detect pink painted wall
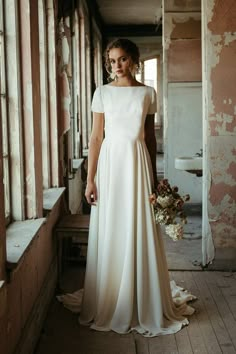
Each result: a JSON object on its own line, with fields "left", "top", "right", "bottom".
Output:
{"left": 168, "top": 39, "right": 201, "bottom": 82}
{"left": 167, "top": 15, "right": 202, "bottom": 82}
{"left": 206, "top": 0, "right": 236, "bottom": 248}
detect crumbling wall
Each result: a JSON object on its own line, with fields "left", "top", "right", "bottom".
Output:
{"left": 204, "top": 0, "right": 236, "bottom": 249}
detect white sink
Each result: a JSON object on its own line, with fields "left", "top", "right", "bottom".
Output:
{"left": 175, "top": 156, "right": 202, "bottom": 176}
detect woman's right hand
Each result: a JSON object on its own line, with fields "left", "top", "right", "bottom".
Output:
{"left": 85, "top": 180, "right": 98, "bottom": 205}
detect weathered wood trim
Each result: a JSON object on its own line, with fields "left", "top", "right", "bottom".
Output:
{"left": 43, "top": 187, "right": 66, "bottom": 211}
{"left": 79, "top": 7, "right": 88, "bottom": 150}
{"left": 6, "top": 218, "right": 46, "bottom": 269}
{"left": 103, "top": 24, "right": 162, "bottom": 38}
{"left": 39, "top": 0, "right": 51, "bottom": 189}
{"left": 14, "top": 257, "right": 58, "bottom": 354}
{"left": 0, "top": 79, "right": 6, "bottom": 279}
{"left": 19, "top": 0, "right": 43, "bottom": 218}
{"left": 4, "top": 0, "right": 25, "bottom": 220}
{"left": 46, "top": 0, "right": 60, "bottom": 187}
{"left": 86, "top": 0, "right": 104, "bottom": 33}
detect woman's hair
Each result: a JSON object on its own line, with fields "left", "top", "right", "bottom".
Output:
{"left": 104, "top": 38, "right": 140, "bottom": 75}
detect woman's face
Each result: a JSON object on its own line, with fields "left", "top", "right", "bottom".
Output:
{"left": 108, "top": 47, "right": 133, "bottom": 79}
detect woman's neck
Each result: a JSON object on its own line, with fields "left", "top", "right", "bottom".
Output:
{"left": 113, "top": 76, "right": 139, "bottom": 87}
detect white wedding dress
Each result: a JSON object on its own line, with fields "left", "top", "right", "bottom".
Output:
{"left": 58, "top": 85, "right": 196, "bottom": 337}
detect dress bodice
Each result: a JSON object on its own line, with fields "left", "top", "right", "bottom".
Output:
{"left": 91, "top": 85, "right": 157, "bottom": 141}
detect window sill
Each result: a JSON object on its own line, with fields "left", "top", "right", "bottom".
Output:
{"left": 43, "top": 187, "right": 66, "bottom": 212}
{"left": 72, "top": 158, "right": 84, "bottom": 172}
{"left": 6, "top": 187, "right": 66, "bottom": 271}
{"left": 6, "top": 218, "right": 46, "bottom": 270}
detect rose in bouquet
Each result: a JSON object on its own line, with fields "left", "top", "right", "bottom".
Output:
{"left": 149, "top": 179, "right": 190, "bottom": 241}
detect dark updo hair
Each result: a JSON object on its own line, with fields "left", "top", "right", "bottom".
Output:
{"left": 104, "top": 38, "right": 140, "bottom": 74}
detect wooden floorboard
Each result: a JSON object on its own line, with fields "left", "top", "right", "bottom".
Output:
{"left": 193, "top": 272, "right": 236, "bottom": 354}
{"left": 204, "top": 272, "right": 236, "bottom": 351}
{"left": 148, "top": 334, "right": 178, "bottom": 354}
{"left": 34, "top": 269, "right": 236, "bottom": 354}
{"left": 184, "top": 272, "right": 208, "bottom": 354}
{"left": 190, "top": 271, "right": 224, "bottom": 354}
{"left": 133, "top": 332, "right": 150, "bottom": 354}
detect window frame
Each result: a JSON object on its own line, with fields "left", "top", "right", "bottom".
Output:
{"left": 4, "top": 0, "right": 25, "bottom": 221}
{"left": 46, "top": 0, "right": 59, "bottom": 187}
{"left": 0, "top": 0, "right": 11, "bottom": 224}
{"left": 38, "top": 0, "right": 51, "bottom": 189}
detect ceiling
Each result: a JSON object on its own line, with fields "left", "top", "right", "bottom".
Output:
{"left": 96, "top": 0, "right": 162, "bottom": 26}
{"left": 93, "top": 0, "right": 163, "bottom": 58}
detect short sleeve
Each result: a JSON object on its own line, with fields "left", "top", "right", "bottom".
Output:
{"left": 147, "top": 87, "right": 157, "bottom": 115}
{"left": 91, "top": 86, "right": 104, "bottom": 113}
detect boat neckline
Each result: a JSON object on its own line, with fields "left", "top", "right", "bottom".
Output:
{"left": 106, "top": 84, "right": 147, "bottom": 88}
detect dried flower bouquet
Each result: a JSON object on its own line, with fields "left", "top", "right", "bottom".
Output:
{"left": 150, "top": 179, "right": 190, "bottom": 241}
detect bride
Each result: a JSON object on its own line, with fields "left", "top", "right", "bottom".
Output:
{"left": 58, "top": 38, "right": 196, "bottom": 337}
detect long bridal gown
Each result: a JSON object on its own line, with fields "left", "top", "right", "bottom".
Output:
{"left": 58, "top": 84, "right": 196, "bottom": 337}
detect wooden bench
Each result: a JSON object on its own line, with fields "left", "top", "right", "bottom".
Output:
{"left": 55, "top": 214, "right": 90, "bottom": 284}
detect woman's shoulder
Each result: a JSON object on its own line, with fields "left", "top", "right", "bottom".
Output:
{"left": 144, "top": 85, "right": 156, "bottom": 92}
{"left": 93, "top": 83, "right": 156, "bottom": 92}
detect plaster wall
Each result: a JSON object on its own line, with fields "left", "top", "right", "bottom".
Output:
{"left": 167, "top": 83, "right": 202, "bottom": 202}
{"left": 203, "top": 0, "right": 236, "bottom": 250}
{"left": 163, "top": 2, "right": 202, "bottom": 203}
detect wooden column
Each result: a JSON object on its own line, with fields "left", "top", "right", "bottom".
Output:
{"left": 19, "top": 0, "right": 43, "bottom": 218}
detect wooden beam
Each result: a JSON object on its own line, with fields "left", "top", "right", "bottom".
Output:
{"left": 86, "top": 0, "right": 104, "bottom": 33}
{"left": 103, "top": 24, "right": 162, "bottom": 38}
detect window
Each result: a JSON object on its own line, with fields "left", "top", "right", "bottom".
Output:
{"left": 79, "top": 10, "right": 88, "bottom": 151}
{"left": 93, "top": 20, "right": 103, "bottom": 89}
{"left": 137, "top": 57, "right": 161, "bottom": 125}
{"left": 71, "top": 10, "right": 81, "bottom": 159}
{"left": 38, "top": 0, "right": 51, "bottom": 189}
{"left": 0, "top": 0, "right": 10, "bottom": 223}
{"left": 78, "top": 1, "right": 92, "bottom": 152}
{"left": 46, "top": 0, "right": 59, "bottom": 187}
{"left": 1, "top": 0, "right": 25, "bottom": 221}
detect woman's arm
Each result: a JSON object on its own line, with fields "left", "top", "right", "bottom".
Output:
{"left": 144, "top": 114, "right": 158, "bottom": 188}
{"left": 85, "top": 112, "right": 104, "bottom": 204}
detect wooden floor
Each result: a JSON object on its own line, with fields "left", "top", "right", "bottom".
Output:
{"left": 34, "top": 268, "right": 236, "bottom": 354}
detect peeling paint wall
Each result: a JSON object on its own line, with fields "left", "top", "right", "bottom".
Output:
{"left": 163, "top": 0, "right": 202, "bottom": 203}
{"left": 204, "top": 0, "right": 236, "bottom": 250}
{"left": 165, "top": 12, "right": 202, "bottom": 82}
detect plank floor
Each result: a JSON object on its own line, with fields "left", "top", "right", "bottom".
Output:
{"left": 34, "top": 269, "right": 236, "bottom": 354}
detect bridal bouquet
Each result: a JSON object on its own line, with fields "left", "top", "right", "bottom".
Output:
{"left": 149, "top": 179, "right": 190, "bottom": 241}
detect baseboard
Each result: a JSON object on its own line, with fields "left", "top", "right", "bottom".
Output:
{"left": 14, "top": 258, "right": 57, "bottom": 354}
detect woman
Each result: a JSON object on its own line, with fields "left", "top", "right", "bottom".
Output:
{"left": 60, "top": 38, "right": 195, "bottom": 337}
